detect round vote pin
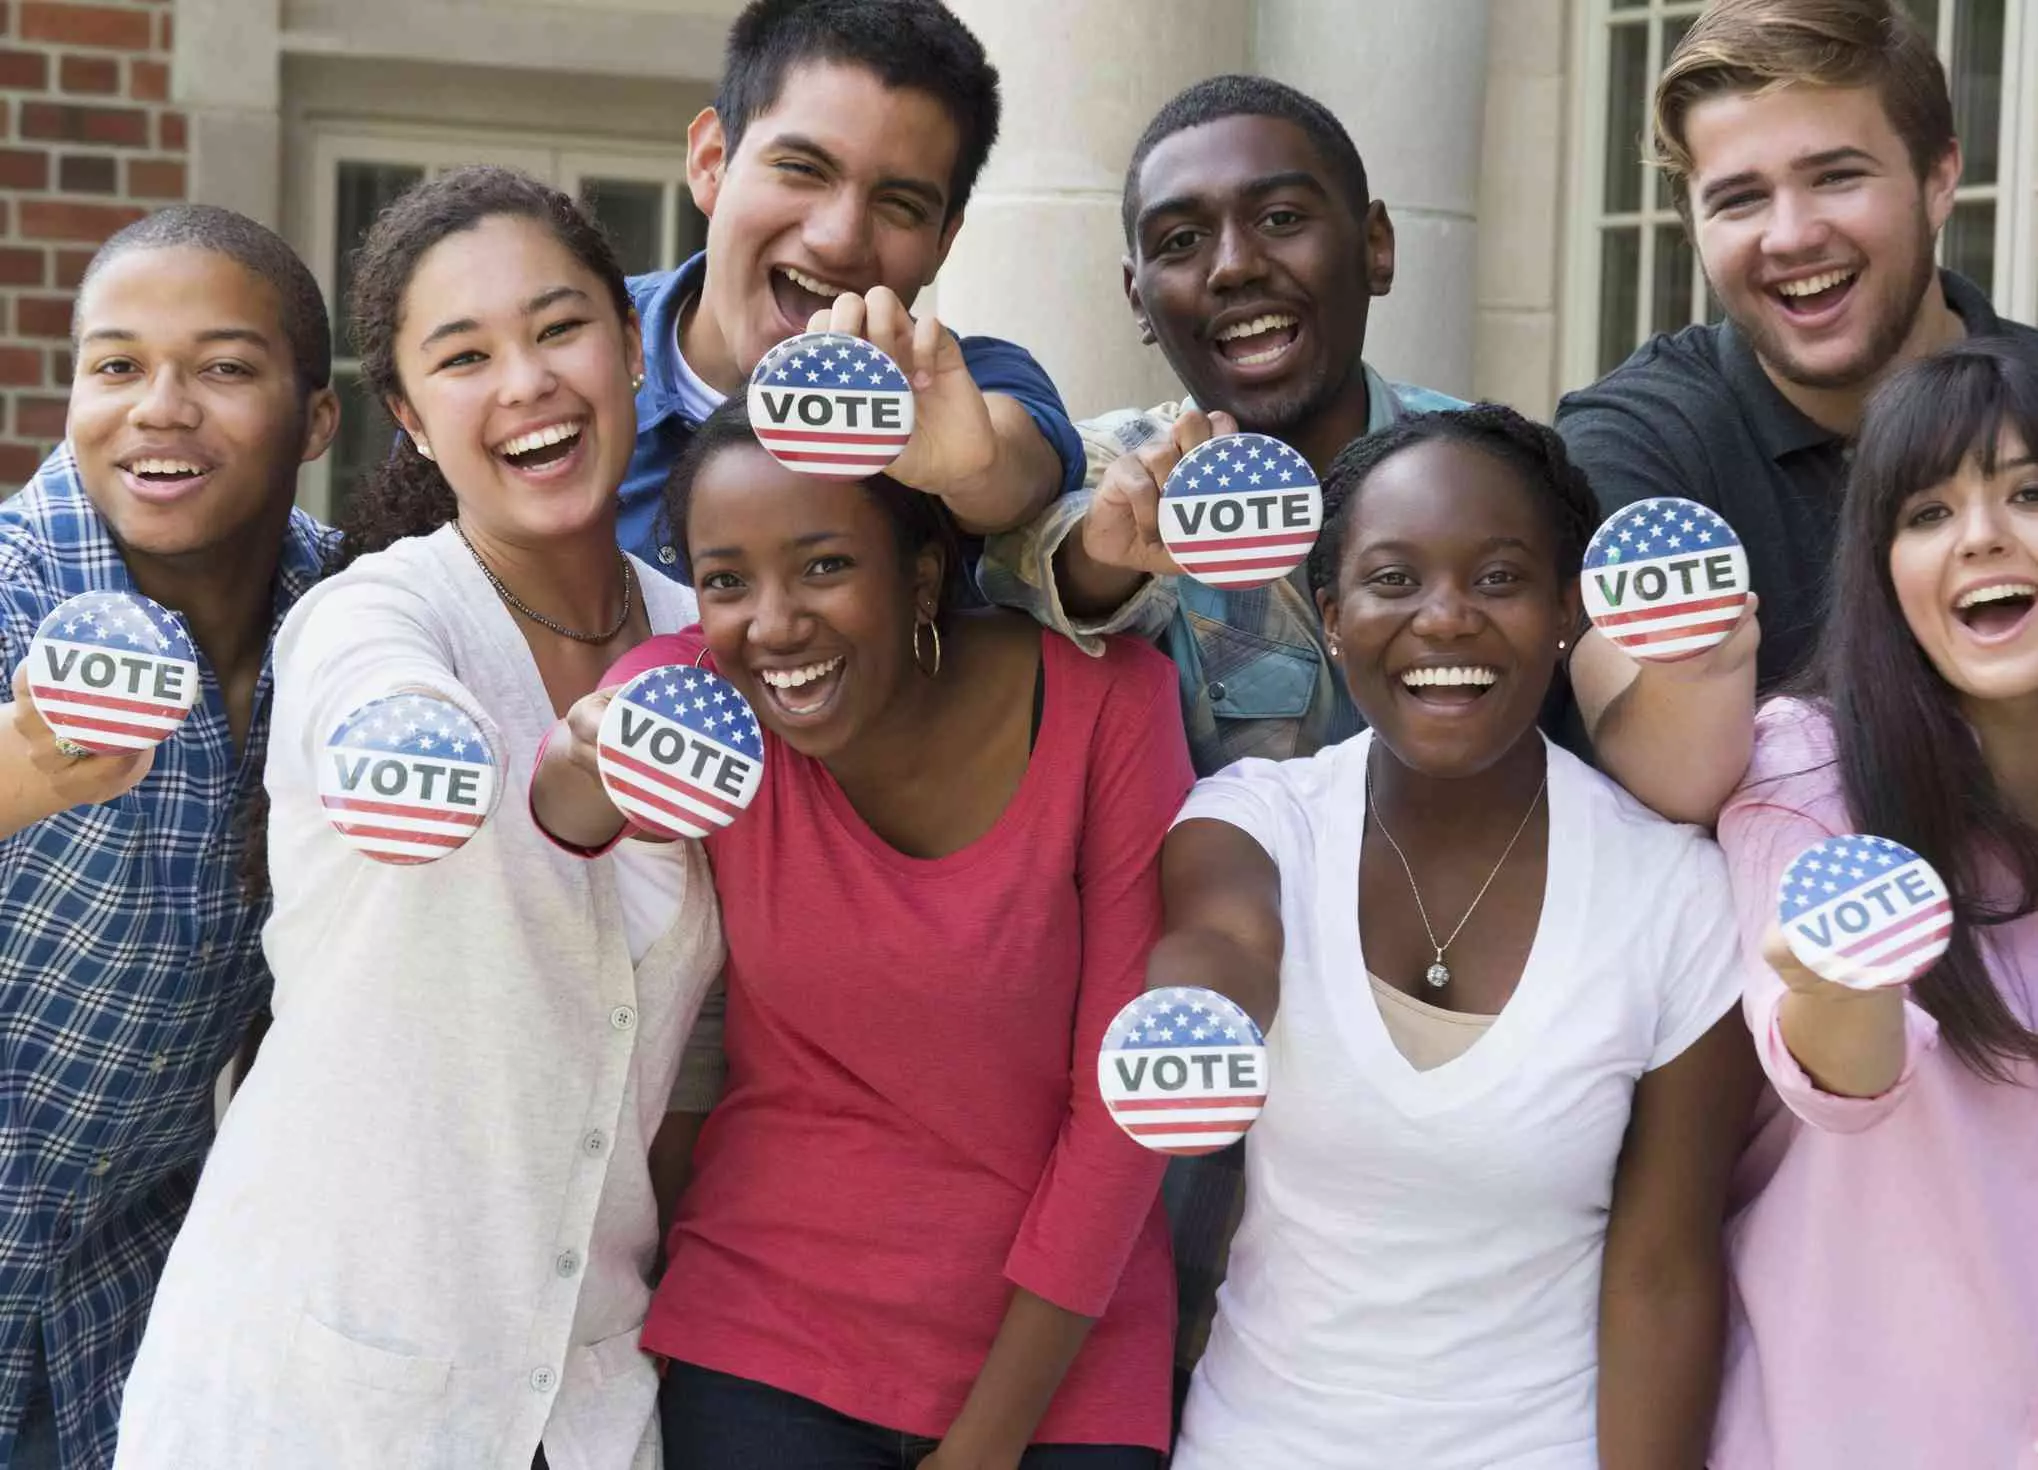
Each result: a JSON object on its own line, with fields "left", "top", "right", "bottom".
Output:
{"left": 1159, "top": 433, "right": 1322, "bottom": 591}
{"left": 1777, "top": 834, "right": 1953, "bottom": 990}
{"left": 745, "top": 330, "right": 916, "bottom": 478}
{"left": 318, "top": 693, "right": 499, "bottom": 865}
{"left": 1098, "top": 986, "right": 1269, "bottom": 1156}
{"left": 1581, "top": 497, "right": 1751, "bottom": 661}
{"left": 595, "top": 665, "right": 765, "bottom": 840}
{"left": 27, "top": 590, "right": 201, "bottom": 753}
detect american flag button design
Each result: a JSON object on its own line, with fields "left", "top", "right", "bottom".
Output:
{"left": 318, "top": 693, "right": 499, "bottom": 865}
{"left": 594, "top": 665, "right": 763, "bottom": 840}
{"left": 745, "top": 330, "right": 915, "bottom": 479}
{"left": 1581, "top": 497, "right": 1751, "bottom": 661}
{"left": 27, "top": 591, "right": 202, "bottom": 753}
{"left": 1158, "top": 433, "right": 1322, "bottom": 591}
{"left": 1099, "top": 986, "right": 1269, "bottom": 1156}
{"left": 1778, "top": 834, "right": 1952, "bottom": 990}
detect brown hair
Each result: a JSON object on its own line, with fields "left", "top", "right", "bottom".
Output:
{"left": 1653, "top": 0, "right": 1954, "bottom": 216}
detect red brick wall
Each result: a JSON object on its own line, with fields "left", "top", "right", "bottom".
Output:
{"left": 0, "top": 0, "right": 182, "bottom": 485}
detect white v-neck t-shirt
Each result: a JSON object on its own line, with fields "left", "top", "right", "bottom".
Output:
{"left": 1170, "top": 732, "right": 1741, "bottom": 1470}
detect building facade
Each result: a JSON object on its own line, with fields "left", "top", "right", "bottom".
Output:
{"left": 0, "top": 0, "right": 2029, "bottom": 518}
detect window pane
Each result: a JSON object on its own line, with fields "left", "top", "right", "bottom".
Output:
{"left": 1604, "top": 22, "right": 1649, "bottom": 215}
{"left": 1651, "top": 16, "right": 1698, "bottom": 211}
{"left": 1652, "top": 224, "right": 1697, "bottom": 335}
{"left": 673, "top": 189, "right": 708, "bottom": 265}
{"left": 1943, "top": 197, "right": 1996, "bottom": 292}
{"left": 329, "top": 369, "right": 396, "bottom": 525}
{"left": 1610, "top": 0, "right": 1646, "bottom": 8}
{"left": 334, "top": 164, "right": 424, "bottom": 335}
{"left": 1599, "top": 227, "right": 1643, "bottom": 375}
{"left": 1950, "top": 0, "right": 2005, "bottom": 185}
{"left": 581, "top": 179, "right": 667, "bottom": 274}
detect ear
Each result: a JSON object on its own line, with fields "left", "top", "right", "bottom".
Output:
{"left": 298, "top": 385, "right": 341, "bottom": 467}
{"left": 1124, "top": 256, "right": 1155, "bottom": 345}
{"left": 687, "top": 107, "right": 729, "bottom": 219}
{"left": 1923, "top": 138, "right": 1963, "bottom": 236}
{"left": 911, "top": 539, "right": 946, "bottom": 620}
{"left": 931, "top": 207, "right": 967, "bottom": 275}
{"left": 623, "top": 306, "right": 647, "bottom": 385}
{"left": 1314, "top": 585, "right": 1341, "bottom": 636}
{"left": 1365, "top": 200, "right": 1396, "bottom": 298}
{"left": 1558, "top": 577, "right": 1584, "bottom": 650}
{"left": 387, "top": 394, "right": 424, "bottom": 444}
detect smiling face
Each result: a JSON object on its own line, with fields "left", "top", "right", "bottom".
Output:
{"left": 387, "top": 213, "right": 642, "bottom": 547}
{"left": 1316, "top": 438, "right": 1577, "bottom": 777}
{"left": 1683, "top": 82, "right": 1958, "bottom": 393}
{"left": 1889, "top": 429, "right": 2038, "bottom": 707}
{"left": 687, "top": 440, "right": 945, "bottom": 762}
{"left": 67, "top": 245, "right": 335, "bottom": 561}
{"left": 1128, "top": 114, "right": 1390, "bottom": 442}
{"left": 683, "top": 61, "right": 964, "bottom": 392}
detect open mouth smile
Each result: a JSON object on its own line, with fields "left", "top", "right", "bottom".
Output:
{"left": 1213, "top": 312, "right": 1302, "bottom": 370}
{"left": 753, "top": 656, "right": 846, "bottom": 722}
{"left": 1952, "top": 581, "right": 2037, "bottom": 642}
{"left": 117, "top": 455, "right": 218, "bottom": 503}
{"left": 770, "top": 265, "right": 855, "bottom": 331}
{"left": 1398, "top": 664, "right": 1500, "bottom": 707}
{"left": 1770, "top": 267, "right": 1859, "bottom": 324}
{"left": 491, "top": 419, "right": 587, "bottom": 477}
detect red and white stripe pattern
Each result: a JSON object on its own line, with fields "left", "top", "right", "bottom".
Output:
{"left": 27, "top": 591, "right": 200, "bottom": 752}
{"left": 1779, "top": 835, "right": 1953, "bottom": 990}
{"left": 1581, "top": 497, "right": 1751, "bottom": 660}
{"left": 746, "top": 331, "right": 915, "bottom": 478}
{"left": 1159, "top": 433, "right": 1322, "bottom": 590}
{"left": 317, "top": 693, "right": 498, "bottom": 865}
{"left": 595, "top": 666, "right": 764, "bottom": 841}
{"left": 1099, "top": 986, "right": 1269, "bottom": 1156}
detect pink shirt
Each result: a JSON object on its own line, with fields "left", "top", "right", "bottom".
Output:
{"left": 631, "top": 628, "right": 1187, "bottom": 1450}
{"left": 1714, "top": 699, "right": 2038, "bottom": 1470}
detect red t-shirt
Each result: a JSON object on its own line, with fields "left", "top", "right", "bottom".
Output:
{"left": 625, "top": 626, "right": 1189, "bottom": 1450}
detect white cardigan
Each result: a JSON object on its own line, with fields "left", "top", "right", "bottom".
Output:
{"left": 116, "top": 526, "right": 723, "bottom": 1470}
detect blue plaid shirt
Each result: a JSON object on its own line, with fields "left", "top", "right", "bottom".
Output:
{"left": 0, "top": 449, "right": 328, "bottom": 1467}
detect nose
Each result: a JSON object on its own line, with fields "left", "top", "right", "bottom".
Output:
{"left": 1409, "top": 579, "right": 1483, "bottom": 640}
{"left": 1762, "top": 185, "right": 1832, "bottom": 261}
{"left": 496, "top": 340, "right": 557, "bottom": 406}
{"left": 1953, "top": 498, "right": 2013, "bottom": 561}
{"left": 1207, "top": 217, "right": 1269, "bottom": 295}
{"left": 801, "top": 186, "right": 875, "bottom": 277}
{"left": 744, "top": 577, "right": 810, "bottom": 653}
{"left": 128, "top": 364, "right": 201, "bottom": 431}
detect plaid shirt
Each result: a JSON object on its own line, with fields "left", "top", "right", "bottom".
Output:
{"left": 0, "top": 449, "right": 328, "bottom": 1468}
{"left": 980, "top": 366, "right": 1462, "bottom": 1374}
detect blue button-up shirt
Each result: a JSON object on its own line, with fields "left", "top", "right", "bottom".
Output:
{"left": 0, "top": 449, "right": 328, "bottom": 1467}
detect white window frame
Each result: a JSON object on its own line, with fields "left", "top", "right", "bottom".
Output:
{"left": 295, "top": 124, "right": 699, "bottom": 520}
{"left": 1562, "top": 0, "right": 2037, "bottom": 394}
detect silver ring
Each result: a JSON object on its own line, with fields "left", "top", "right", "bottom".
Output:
{"left": 53, "top": 737, "right": 91, "bottom": 760}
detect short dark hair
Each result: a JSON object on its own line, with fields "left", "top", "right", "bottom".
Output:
{"left": 77, "top": 204, "right": 332, "bottom": 392}
{"left": 1122, "top": 74, "right": 1370, "bottom": 246}
{"left": 663, "top": 397, "right": 966, "bottom": 623}
{"left": 715, "top": 0, "right": 1001, "bottom": 223}
{"left": 1306, "top": 405, "right": 1598, "bottom": 596}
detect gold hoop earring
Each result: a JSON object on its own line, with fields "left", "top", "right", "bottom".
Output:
{"left": 912, "top": 617, "right": 942, "bottom": 678}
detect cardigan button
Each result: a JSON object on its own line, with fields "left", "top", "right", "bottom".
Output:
{"left": 529, "top": 1367, "right": 557, "bottom": 1393}
{"left": 610, "top": 1005, "right": 637, "bottom": 1031}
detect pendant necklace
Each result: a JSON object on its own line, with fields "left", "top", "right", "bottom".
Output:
{"left": 1366, "top": 758, "right": 1546, "bottom": 990}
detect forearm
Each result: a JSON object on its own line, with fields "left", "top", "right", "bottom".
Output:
{"left": 530, "top": 724, "right": 626, "bottom": 849}
{"left": 1597, "top": 1266, "right": 1725, "bottom": 1470}
{"left": 940, "top": 1286, "right": 1095, "bottom": 1467}
{"left": 1053, "top": 531, "right": 1149, "bottom": 623}
{"left": 1147, "top": 929, "right": 1280, "bottom": 1033}
{"left": 1588, "top": 654, "right": 1755, "bottom": 826}
{"left": 941, "top": 400, "right": 1063, "bottom": 537}
{"left": 1777, "top": 988, "right": 1908, "bottom": 1097}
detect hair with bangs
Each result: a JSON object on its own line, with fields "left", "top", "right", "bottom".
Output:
{"left": 1805, "top": 336, "right": 2038, "bottom": 1080}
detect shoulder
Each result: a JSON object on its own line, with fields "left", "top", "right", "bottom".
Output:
{"left": 604, "top": 630, "right": 699, "bottom": 690}
{"left": 279, "top": 531, "right": 453, "bottom": 644}
{"left": 1555, "top": 326, "right": 1742, "bottom": 445}
{"left": 1178, "top": 736, "right": 1363, "bottom": 850}
{"left": 1387, "top": 380, "right": 1468, "bottom": 415}
{"left": 1732, "top": 696, "right": 1844, "bottom": 809}
{"left": 1076, "top": 401, "right": 1186, "bottom": 461}
{"left": 1553, "top": 737, "right": 1722, "bottom": 875}
{"left": 954, "top": 332, "right": 1059, "bottom": 398}
{"left": 1076, "top": 628, "right": 1179, "bottom": 704}
{"left": 627, "top": 265, "right": 687, "bottom": 316}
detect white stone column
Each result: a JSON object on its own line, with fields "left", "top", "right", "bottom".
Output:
{"left": 176, "top": 0, "right": 284, "bottom": 227}
{"left": 935, "top": 0, "right": 1252, "bottom": 421}
{"left": 1254, "top": 0, "right": 1491, "bottom": 399}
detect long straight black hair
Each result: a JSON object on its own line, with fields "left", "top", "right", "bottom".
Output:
{"left": 1809, "top": 337, "right": 2038, "bottom": 1081}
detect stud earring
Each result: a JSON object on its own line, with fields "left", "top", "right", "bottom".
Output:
{"left": 631, "top": 372, "right": 644, "bottom": 391}
{"left": 411, "top": 435, "right": 434, "bottom": 462}
{"left": 1557, "top": 637, "right": 1568, "bottom": 652}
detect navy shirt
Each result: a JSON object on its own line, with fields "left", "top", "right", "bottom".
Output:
{"left": 621, "top": 252, "right": 1086, "bottom": 575}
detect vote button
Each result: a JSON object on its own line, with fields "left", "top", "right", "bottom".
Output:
{"left": 595, "top": 665, "right": 765, "bottom": 840}
{"left": 1777, "top": 834, "right": 1952, "bottom": 990}
{"left": 318, "top": 693, "right": 499, "bottom": 865}
{"left": 1581, "top": 497, "right": 1751, "bottom": 661}
{"left": 1159, "top": 433, "right": 1322, "bottom": 591}
{"left": 746, "top": 330, "right": 915, "bottom": 479}
{"left": 1099, "top": 986, "right": 1269, "bottom": 1156}
{"left": 26, "top": 590, "right": 202, "bottom": 753}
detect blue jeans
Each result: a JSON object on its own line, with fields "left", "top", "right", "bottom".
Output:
{"left": 660, "top": 1362, "right": 1163, "bottom": 1470}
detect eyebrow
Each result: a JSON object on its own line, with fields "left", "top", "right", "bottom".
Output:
{"left": 1137, "top": 170, "right": 1330, "bottom": 235}
{"left": 691, "top": 529, "right": 852, "bottom": 561}
{"left": 80, "top": 326, "right": 274, "bottom": 350}
{"left": 1697, "top": 146, "right": 1881, "bottom": 210}
{"left": 764, "top": 131, "right": 948, "bottom": 213}
{"left": 419, "top": 285, "right": 591, "bottom": 349}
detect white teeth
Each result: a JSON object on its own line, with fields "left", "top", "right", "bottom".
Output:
{"left": 1216, "top": 313, "right": 1299, "bottom": 342}
{"left": 128, "top": 459, "right": 206, "bottom": 476}
{"left": 1399, "top": 666, "right": 1499, "bottom": 688}
{"left": 1955, "top": 582, "right": 2037, "bottom": 610}
{"left": 1777, "top": 269, "right": 1855, "bottom": 298}
{"left": 496, "top": 421, "right": 584, "bottom": 458}
{"left": 780, "top": 266, "right": 847, "bottom": 299}
{"left": 758, "top": 658, "right": 843, "bottom": 689}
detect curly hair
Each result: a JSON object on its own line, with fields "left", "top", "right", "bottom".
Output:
{"left": 1305, "top": 404, "right": 1600, "bottom": 597}
{"left": 332, "top": 165, "right": 632, "bottom": 572}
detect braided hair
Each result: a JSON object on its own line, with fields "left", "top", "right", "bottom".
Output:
{"left": 1305, "top": 403, "right": 1599, "bottom": 597}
